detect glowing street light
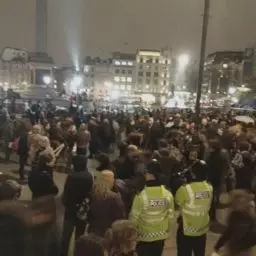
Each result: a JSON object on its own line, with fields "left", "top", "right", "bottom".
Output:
{"left": 71, "top": 75, "right": 83, "bottom": 89}
{"left": 110, "top": 90, "right": 120, "bottom": 100}
{"left": 223, "top": 63, "right": 228, "bottom": 69}
{"left": 178, "top": 54, "right": 190, "bottom": 68}
{"left": 228, "top": 87, "right": 236, "bottom": 95}
{"left": 43, "top": 76, "right": 52, "bottom": 85}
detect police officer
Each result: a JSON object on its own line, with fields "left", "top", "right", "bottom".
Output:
{"left": 175, "top": 146, "right": 213, "bottom": 256}
{"left": 129, "top": 160, "right": 174, "bottom": 256}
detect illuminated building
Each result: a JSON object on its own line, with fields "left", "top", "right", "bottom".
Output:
{"left": 203, "top": 51, "right": 243, "bottom": 95}
{"left": 135, "top": 49, "right": 172, "bottom": 102}
{"left": 84, "top": 57, "right": 112, "bottom": 100}
{"left": 83, "top": 48, "right": 174, "bottom": 103}
{"left": 112, "top": 52, "right": 136, "bottom": 96}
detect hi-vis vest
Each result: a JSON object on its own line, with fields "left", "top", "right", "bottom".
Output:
{"left": 175, "top": 181, "right": 213, "bottom": 236}
{"left": 129, "top": 185, "right": 174, "bottom": 242}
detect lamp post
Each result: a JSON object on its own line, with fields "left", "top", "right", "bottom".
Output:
{"left": 195, "top": 0, "right": 210, "bottom": 120}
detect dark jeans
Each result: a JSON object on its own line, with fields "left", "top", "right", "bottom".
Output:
{"left": 136, "top": 240, "right": 164, "bottom": 256}
{"left": 176, "top": 225, "right": 206, "bottom": 256}
{"left": 19, "top": 155, "right": 28, "bottom": 180}
{"left": 210, "top": 185, "right": 221, "bottom": 221}
{"left": 5, "top": 142, "right": 11, "bottom": 161}
{"left": 60, "top": 212, "right": 86, "bottom": 256}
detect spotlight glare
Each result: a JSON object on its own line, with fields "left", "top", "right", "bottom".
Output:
{"left": 43, "top": 76, "right": 52, "bottom": 85}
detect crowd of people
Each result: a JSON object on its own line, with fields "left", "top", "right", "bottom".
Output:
{"left": 0, "top": 103, "right": 256, "bottom": 256}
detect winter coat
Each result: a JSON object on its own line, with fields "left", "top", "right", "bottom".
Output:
{"left": 88, "top": 192, "right": 125, "bottom": 236}
{"left": 62, "top": 170, "right": 93, "bottom": 219}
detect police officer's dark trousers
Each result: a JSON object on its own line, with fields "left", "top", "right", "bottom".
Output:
{"left": 176, "top": 225, "right": 206, "bottom": 256}
{"left": 136, "top": 240, "right": 164, "bottom": 256}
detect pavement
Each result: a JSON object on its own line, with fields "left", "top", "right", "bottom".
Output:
{"left": 0, "top": 154, "right": 227, "bottom": 256}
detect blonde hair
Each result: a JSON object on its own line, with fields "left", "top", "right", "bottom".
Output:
{"left": 105, "top": 220, "right": 137, "bottom": 254}
{"left": 92, "top": 172, "right": 112, "bottom": 199}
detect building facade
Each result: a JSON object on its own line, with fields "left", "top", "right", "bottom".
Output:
{"left": 203, "top": 51, "right": 243, "bottom": 95}
{"left": 112, "top": 52, "right": 136, "bottom": 96}
{"left": 0, "top": 48, "right": 56, "bottom": 99}
{"left": 83, "top": 48, "right": 173, "bottom": 103}
{"left": 84, "top": 57, "right": 112, "bottom": 100}
{"left": 135, "top": 49, "right": 171, "bottom": 103}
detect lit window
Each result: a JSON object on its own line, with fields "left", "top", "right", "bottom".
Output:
{"left": 114, "top": 77, "right": 120, "bottom": 82}
{"left": 121, "top": 61, "right": 127, "bottom": 66}
{"left": 120, "top": 84, "right": 125, "bottom": 90}
{"left": 127, "top": 77, "right": 132, "bottom": 82}
{"left": 121, "top": 77, "right": 126, "bottom": 82}
{"left": 115, "top": 61, "right": 120, "bottom": 65}
{"left": 128, "top": 61, "right": 133, "bottom": 66}
{"left": 127, "top": 85, "right": 131, "bottom": 90}
{"left": 145, "top": 85, "right": 149, "bottom": 89}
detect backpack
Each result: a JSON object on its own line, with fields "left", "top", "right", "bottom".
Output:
{"left": 76, "top": 197, "right": 91, "bottom": 221}
{"left": 76, "top": 173, "right": 93, "bottom": 221}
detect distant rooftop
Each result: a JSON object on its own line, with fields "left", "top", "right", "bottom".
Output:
{"left": 137, "top": 49, "right": 161, "bottom": 57}
{"left": 84, "top": 56, "right": 112, "bottom": 65}
{"left": 206, "top": 51, "right": 243, "bottom": 64}
{"left": 112, "top": 52, "right": 136, "bottom": 60}
{"left": 28, "top": 52, "right": 54, "bottom": 64}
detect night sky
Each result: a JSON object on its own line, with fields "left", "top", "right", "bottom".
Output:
{"left": 0, "top": 0, "right": 256, "bottom": 65}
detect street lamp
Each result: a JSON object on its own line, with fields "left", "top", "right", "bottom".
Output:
{"left": 71, "top": 75, "right": 83, "bottom": 105}
{"left": 223, "top": 63, "right": 228, "bottom": 69}
{"left": 178, "top": 54, "right": 190, "bottom": 68}
{"left": 71, "top": 75, "right": 83, "bottom": 88}
{"left": 110, "top": 90, "right": 120, "bottom": 100}
{"left": 228, "top": 86, "right": 236, "bottom": 95}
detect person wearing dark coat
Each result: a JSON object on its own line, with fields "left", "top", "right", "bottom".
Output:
{"left": 60, "top": 154, "right": 93, "bottom": 256}
{"left": 214, "top": 190, "right": 256, "bottom": 256}
{"left": 114, "top": 145, "right": 139, "bottom": 180}
{"left": 96, "top": 153, "right": 114, "bottom": 172}
{"left": 0, "top": 197, "right": 60, "bottom": 256}
{"left": 17, "top": 131, "right": 29, "bottom": 180}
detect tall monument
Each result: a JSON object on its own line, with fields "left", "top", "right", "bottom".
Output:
{"left": 36, "top": 0, "right": 48, "bottom": 53}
